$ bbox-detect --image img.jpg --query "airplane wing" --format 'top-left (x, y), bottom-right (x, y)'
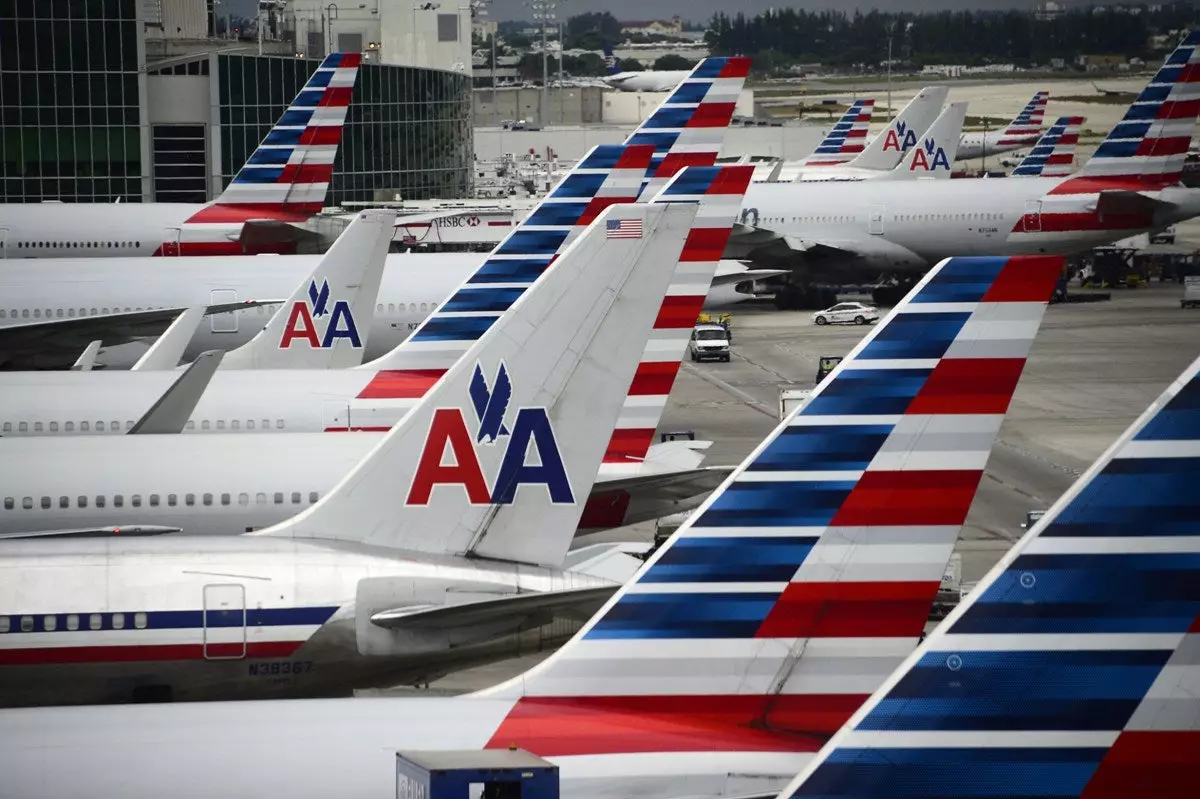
top-left (369, 585), bottom-right (615, 630)
top-left (0, 300), bottom-right (279, 371)
top-left (0, 525), bottom-right (181, 540)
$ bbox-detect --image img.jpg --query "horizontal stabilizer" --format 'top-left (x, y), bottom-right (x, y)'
top-left (129, 350), bottom-right (224, 434)
top-left (370, 586), bottom-right (615, 630)
top-left (0, 525), bottom-right (181, 540)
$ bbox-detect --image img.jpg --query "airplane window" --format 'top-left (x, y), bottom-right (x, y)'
top-left (291, 492), bottom-right (301, 505)
top-left (203, 493), bottom-right (213, 506)
top-left (95, 495), bottom-right (105, 508)
top-left (49, 422), bottom-right (58, 432)
top-left (220, 493), bottom-right (230, 506)
top-left (91, 308), bottom-right (97, 315)
top-left (201, 421), bottom-right (210, 430)
top-left (56, 309), bottom-right (63, 318)
top-left (113, 495), bottom-right (124, 508)
top-left (0, 311), bottom-right (5, 319)
top-left (2, 423), bottom-right (9, 433)
top-left (21, 497), bottom-right (32, 509)
top-left (44, 615), bottom-right (56, 632)
top-left (273, 492), bottom-right (284, 505)
top-left (112, 613), bottom-right (125, 630)
top-left (21, 616), bottom-right (33, 632)
top-left (33, 309), bottom-right (40, 318)
top-left (237, 493), bottom-right (248, 507)
top-left (66, 614), bottom-right (79, 631)
top-left (131, 495), bottom-right (141, 507)
top-left (40, 496), bottom-right (50, 509)
top-left (276, 419), bottom-right (284, 429)
top-left (256, 492), bottom-right (266, 505)
top-left (102, 308), bottom-right (109, 314)
top-left (80, 422), bottom-right (88, 432)
top-left (97, 421), bottom-right (106, 432)
top-left (125, 420), bottom-right (133, 429)
top-left (18, 422), bottom-right (26, 432)
top-left (388, 303), bottom-right (395, 312)
top-left (33, 422), bottom-right (42, 432)
top-left (185, 421), bottom-right (195, 430)
top-left (136, 242), bottom-right (140, 248)
top-left (186, 494), bottom-right (195, 506)
top-left (409, 303), bottom-right (416, 312)
top-left (0, 617), bottom-right (8, 633)
top-left (377, 303), bottom-right (384, 312)
top-left (58, 496), bottom-right (68, 509)
top-left (2, 498), bottom-right (11, 510)
top-left (21, 310), bottom-right (27, 318)
top-left (262, 419), bottom-right (270, 429)
top-left (65, 422), bottom-right (73, 432)
top-left (168, 494), bottom-right (177, 506)
top-left (231, 420), bottom-right (239, 431)
top-left (89, 614), bottom-right (101, 630)
top-left (77, 496), bottom-right (87, 508)
top-left (309, 492), bottom-right (319, 503)
top-left (135, 612), bottom-right (147, 629)
top-left (420, 303), bottom-right (428, 312)
top-left (216, 420), bottom-right (225, 430)
top-left (247, 420), bottom-right (255, 430)
top-left (149, 494), bottom-right (160, 507)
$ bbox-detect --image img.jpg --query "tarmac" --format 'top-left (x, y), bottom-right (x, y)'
top-left (381, 262), bottom-right (1200, 696)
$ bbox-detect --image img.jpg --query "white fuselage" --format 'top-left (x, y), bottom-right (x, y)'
top-left (956, 130), bottom-right (1040, 162)
top-left (602, 70), bottom-right (692, 92)
top-left (0, 435), bottom-right (709, 537)
top-left (0, 535), bottom-right (610, 707)
top-left (0, 202), bottom-right (228, 258)
top-left (738, 179), bottom-right (1200, 269)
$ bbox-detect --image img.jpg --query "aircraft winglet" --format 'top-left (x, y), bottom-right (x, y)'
top-left (130, 307), bottom-right (206, 371)
top-left (128, 350), bottom-right (225, 435)
top-left (69, 340), bottom-right (102, 372)
top-left (780, 345), bottom-right (1200, 799)
top-left (219, 209), bottom-right (395, 370)
top-left (257, 202), bottom-right (697, 569)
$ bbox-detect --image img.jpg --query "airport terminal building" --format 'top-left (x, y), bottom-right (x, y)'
top-left (0, 0), bottom-right (473, 205)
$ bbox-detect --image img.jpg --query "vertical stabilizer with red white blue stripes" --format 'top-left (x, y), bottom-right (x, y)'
top-left (998, 89), bottom-right (1049, 146)
top-left (803, 100), bottom-right (876, 166)
top-left (477, 256), bottom-right (1063, 767)
top-left (1078, 30), bottom-right (1200, 185)
top-left (213, 52), bottom-right (360, 213)
top-left (1011, 115), bottom-right (1085, 176)
top-left (781, 354), bottom-right (1200, 799)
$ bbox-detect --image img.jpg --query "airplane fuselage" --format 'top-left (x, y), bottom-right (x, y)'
top-left (602, 70), bottom-right (691, 92)
top-left (0, 535), bottom-right (611, 707)
top-left (955, 130), bottom-right (1041, 162)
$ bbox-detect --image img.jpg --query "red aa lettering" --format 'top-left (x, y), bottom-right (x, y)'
top-left (280, 303), bottom-right (321, 348)
top-left (406, 408), bottom-right (490, 505)
top-left (910, 148), bottom-right (930, 171)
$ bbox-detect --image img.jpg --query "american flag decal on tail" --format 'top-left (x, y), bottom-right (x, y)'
top-left (605, 218), bottom-right (643, 238)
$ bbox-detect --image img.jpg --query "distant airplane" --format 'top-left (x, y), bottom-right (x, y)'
top-left (956, 89), bottom-right (1049, 161)
top-left (601, 45), bottom-right (692, 92)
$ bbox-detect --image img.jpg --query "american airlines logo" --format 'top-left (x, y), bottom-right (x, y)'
top-left (279, 279), bottom-right (362, 349)
top-left (909, 137), bottom-right (951, 172)
top-left (406, 361), bottom-right (574, 506)
top-left (883, 120), bottom-right (918, 153)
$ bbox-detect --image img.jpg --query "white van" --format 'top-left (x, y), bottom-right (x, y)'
top-left (688, 324), bottom-right (731, 362)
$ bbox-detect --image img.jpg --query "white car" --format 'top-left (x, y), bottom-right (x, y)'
top-left (688, 324), bottom-right (731, 362)
top-left (813, 302), bottom-right (879, 326)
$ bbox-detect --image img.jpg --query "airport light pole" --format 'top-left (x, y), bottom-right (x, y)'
top-left (884, 20), bottom-right (896, 123)
top-left (526, 0), bottom-right (557, 124)
top-left (326, 4), bottom-right (338, 56)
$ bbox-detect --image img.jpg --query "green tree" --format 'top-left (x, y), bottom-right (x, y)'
top-left (565, 12), bottom-right (622, 49)
top-left (654, 54), bottom-right (696, 71)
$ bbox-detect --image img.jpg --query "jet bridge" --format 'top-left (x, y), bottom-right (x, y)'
top-left (396, 750), bottom-right (558, 799)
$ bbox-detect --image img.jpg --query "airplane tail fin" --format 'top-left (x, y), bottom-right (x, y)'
top-left (604, 164), bottom-right (754, 465)
top-left (603, 45), bottom-right (620, 75)
top-left (212, 52), bottom-right (361, 213)
top-left (781, 354), bottom-right (1200, 799)
top-left (477, 255), bottom-right (1064, 761)
top-left (999, 89), bottom-right (1049, 143)
top-left (885, 101), bottom-right (966, 178)
top-left (1079, 30), bottom-right (1200, 185)
top-left (828, 86), bottom-right (949, 174)
top-left (802, 99), bottom-right (876, 167)
top-left (257, 202), bottom-right (697, 568)
top-left (219, 209), bottom-right (394, 369)
top-left (1011, 115), bottom-right (1085, 176)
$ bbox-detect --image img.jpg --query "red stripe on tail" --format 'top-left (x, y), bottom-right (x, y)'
top-left (356, 369), bottom-right (446, 400)
top-left (980, 255), bottom-right (1064, 302)
top-left (1079, 731), bottom-right (1200, 799)
top-left (756, 580), bottom-right (941, 639)
top-left (830, 469), bottom-right (986, 527)
top-left (907, 357), bottom-right (1030, 416)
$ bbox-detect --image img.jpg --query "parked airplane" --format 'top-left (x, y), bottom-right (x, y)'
top-left (0, 52), bottom-right (360, 259)
top-left (734, 33), bottom-right (1200, 292)
top-left (796, 99), bottom-right (876, 167)
top-left (779, 351), bottom-right (1200, 799)
top-left (787, 87), bottom-right (950, 182)
top-left (1010, 115), bottom-right (1086, 177)
top-left (955, 89), bottom-right (1049, 161)
top-left (0, 166), bottom-right (753, 535)
top-left (601, 46), bottom-right (691, 92)
top-left (0, 253), bottom-right (1066, 797)
top-left (0, 196), bottom-right (696, 706)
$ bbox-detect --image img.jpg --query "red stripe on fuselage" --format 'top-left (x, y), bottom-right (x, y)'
top-left (830, 469), bottom-right (986, 528)
top-left (0, 640), bottom-right (302, 665)
top-left (355, 369), bottom-right (445, 399)
top-left (484, 694), bottom-right (860, 757)
top-left (755, 580), bottom-right (941, 639)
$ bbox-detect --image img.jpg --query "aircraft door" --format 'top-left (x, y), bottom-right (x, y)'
top-left (1023, 200), bottom-right (1042, 232)
top-left (209, 289), bottom-right (239, 333)
top-left (202, 583), bottom-right (246, 659)
top-left (323, 401), bottom-right (351, 432)
top-left (868, 205), bottom-right (885, 235)
top-left (161, 227), bottom-right (182, 256)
